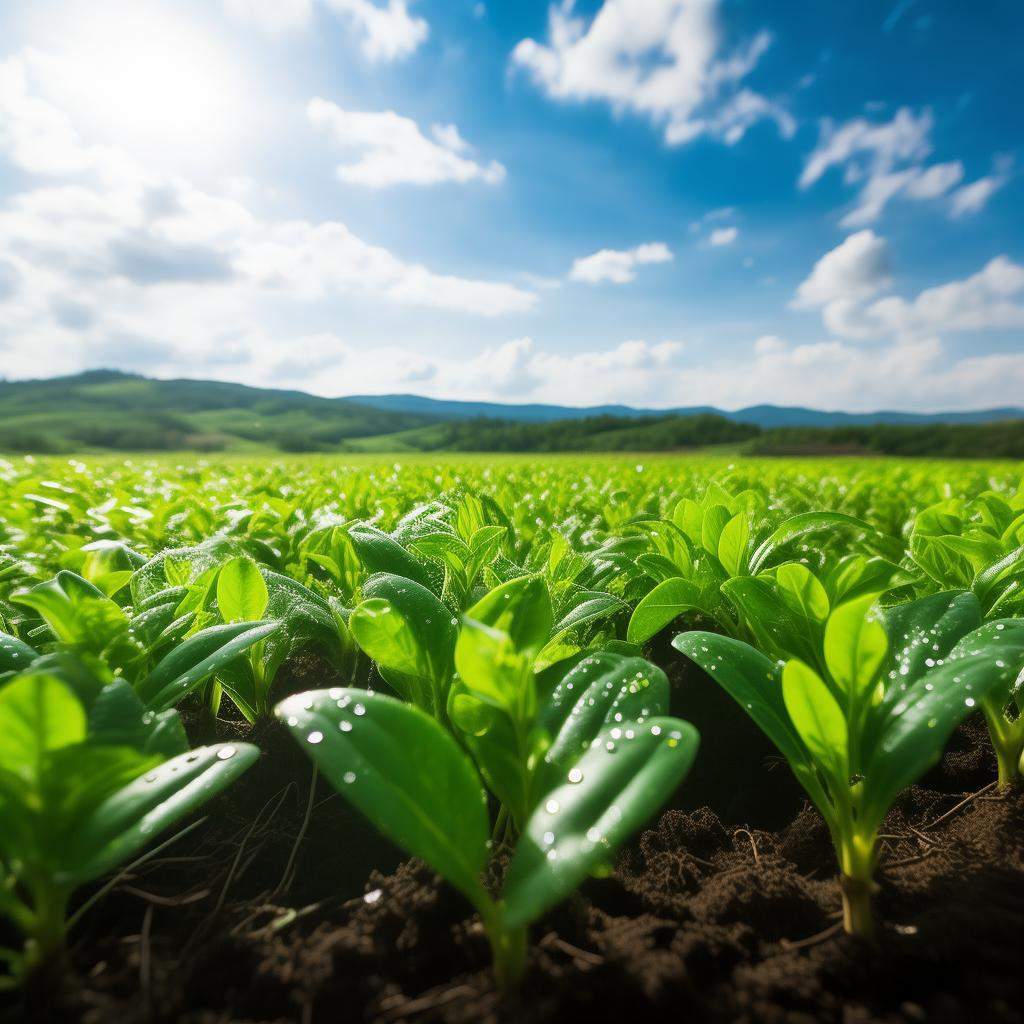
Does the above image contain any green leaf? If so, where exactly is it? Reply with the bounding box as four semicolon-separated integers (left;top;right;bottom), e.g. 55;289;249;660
275;689;491;908
502;717;699;929
553;592;625;635
350;574;456;699
0;673;86;787
823;595;888;698
348;524;434;590
0;632;37;674
216;557;269;622
455;617;533;714
880;591;981;688
717;513;750;577
88;679;189;758
61;742;258;885
721;576;821;666
749;512;874;575
137;620;283;712
466;575;552;658
541;652;669;772
775;563;830;623
861;624;1024;828
781;659;847;781
626;578;702;645
700;505;731;556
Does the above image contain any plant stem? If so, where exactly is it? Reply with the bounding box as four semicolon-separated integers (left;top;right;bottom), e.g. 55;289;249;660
837;831;876;939
981;701;1023;789
839;873;873;938
25;881;69;973
488;917;528;993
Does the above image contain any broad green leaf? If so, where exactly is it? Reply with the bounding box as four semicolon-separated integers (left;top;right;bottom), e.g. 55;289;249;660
540;653;669;784
62;742;258;884
627;578;702;645
717;513;750;577
137;620;283;712
824;595;888;698
450;687;531;826
353;573;456;689
775;563;830;623
348;524;434;590
88;679;189;758
862;623;1024;828
275;689;491;907
553;592;626;635
781;659;847;781
503;717;699;929
0;673;86;786
45;744;160;837
749;512;874;575
0;632;37;674
721;576;821;666
466;575;552;657
880;591;981;689
672;498;703;545
455;617;533;714
700;505;731;557
217;557;269;622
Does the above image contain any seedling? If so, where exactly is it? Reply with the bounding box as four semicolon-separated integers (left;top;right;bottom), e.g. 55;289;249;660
276;686;697;990
0;670;257;985
675;591;1024;936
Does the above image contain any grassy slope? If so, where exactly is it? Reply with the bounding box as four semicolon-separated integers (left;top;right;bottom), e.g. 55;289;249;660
0;371;436;452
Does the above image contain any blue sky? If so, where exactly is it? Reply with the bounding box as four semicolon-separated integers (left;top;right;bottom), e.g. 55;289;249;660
0;0;1021;411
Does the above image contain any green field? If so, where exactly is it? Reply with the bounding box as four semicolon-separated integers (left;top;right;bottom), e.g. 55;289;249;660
1;451;1023;992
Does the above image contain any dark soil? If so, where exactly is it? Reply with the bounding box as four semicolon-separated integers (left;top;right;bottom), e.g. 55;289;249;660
5;666;1023;1024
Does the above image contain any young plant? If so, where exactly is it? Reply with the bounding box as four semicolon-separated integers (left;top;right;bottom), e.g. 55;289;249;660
212;557;338;722
626;488;891;646
348;572;457;721
276;687;698;990
674;591;1024;937
910;497;1024;617
0;670;257;985
883;591;1024;787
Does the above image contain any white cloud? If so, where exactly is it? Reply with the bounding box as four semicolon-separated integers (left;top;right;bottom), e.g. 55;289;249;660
569;242;673;284
800;108;967;225
708;226;738;247
793;232;1024;349
225;0;428;61
0;50;536;381
223;0;313;32
248;329;1024;413
682;334;1024;413
511;0;792;147
840;256;1024;339
216;334;687;406
792;230;890;310
307;99;505;187
949;155;1013;217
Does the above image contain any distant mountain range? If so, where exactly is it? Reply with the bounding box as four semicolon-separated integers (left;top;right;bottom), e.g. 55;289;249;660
347;392;1024;428
0;370;1020;454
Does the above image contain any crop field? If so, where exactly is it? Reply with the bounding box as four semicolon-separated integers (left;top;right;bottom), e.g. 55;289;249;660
1;452;1023;1022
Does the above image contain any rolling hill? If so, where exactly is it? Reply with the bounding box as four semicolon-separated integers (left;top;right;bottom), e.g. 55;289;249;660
348;392;1024;428
0;370;1021;455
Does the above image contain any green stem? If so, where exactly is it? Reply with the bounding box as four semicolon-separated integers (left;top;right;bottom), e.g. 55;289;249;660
981;701;1023;789
837;829;876;939
24;881;70;973
483;907;528;994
